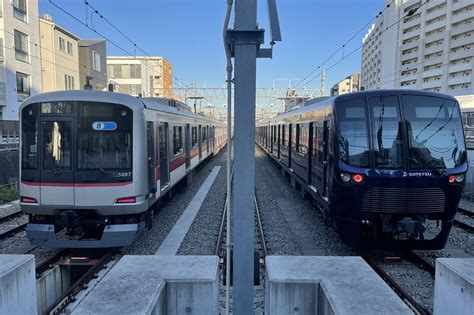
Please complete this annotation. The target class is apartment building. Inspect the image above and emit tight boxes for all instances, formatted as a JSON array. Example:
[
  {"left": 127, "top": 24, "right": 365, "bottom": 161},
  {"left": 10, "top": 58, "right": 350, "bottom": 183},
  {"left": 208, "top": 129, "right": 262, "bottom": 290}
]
[
  {"left": 361, "top": 0, "right": 474, "bottom": 96},
  {"left": 107, "top": 56, "right": 173, "bottom": 98},
  {"left": 0, "top": 0, "right": 42, "bottom": 120},
  {"left": 330, "top": 73, "right": 361, "bottom": 96},
  {"left": 40, "top": 14, "right": 80, "bottom": 92},
  {"left": 78, "top": 39, "right": 107, "bottom": 90}
]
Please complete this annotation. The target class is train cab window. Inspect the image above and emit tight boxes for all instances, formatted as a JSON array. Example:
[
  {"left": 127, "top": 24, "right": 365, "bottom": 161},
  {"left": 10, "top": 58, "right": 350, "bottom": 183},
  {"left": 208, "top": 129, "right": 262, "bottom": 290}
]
[
  {"left": 21, "top": 105, "right": 38, "bottom": 169},
  {"left": 369, "top": 96, "right": 404, "bottom": 169},
  {"left": 173, "top": 126, "right": 183, "bottom": 155},
  {"left": 77, "top": 103, "right": 132, "bottom": 170},
  {"left": 335, "top": 98, "right": 370, "bottom": 167},
  {"left": 41, "top": 102, "right": 73, "bottom": 114},
  {"left": 42, "top": 121, "right": 72, "bottom": 170},
  {"left": 402, "top": 95, "right": 465, "bottom": 169},
  {"left": 192, "top": 126, "right": 198, "bottom": 147}
]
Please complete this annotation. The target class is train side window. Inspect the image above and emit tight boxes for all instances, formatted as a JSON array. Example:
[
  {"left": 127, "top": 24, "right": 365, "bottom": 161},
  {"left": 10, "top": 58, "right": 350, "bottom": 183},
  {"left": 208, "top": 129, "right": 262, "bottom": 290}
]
[
  {"left": 173, "top": 126, "right": 183, "bottom": 155},
  {"left": 299, "top": 125, "right": 307, "bottom": 154},
  {"left": 295, "top": 124, "right": 300, "bottom": 152},
  {"left": 21, "top": 105, "right": 38, "bottom": 169},
  {"left": 203, "top": 126, "right": 207, "bottom": 143},
  {"left": 282, "top": 125, "right": 286, "bottom": 146},
  {"left": 192, "top": 126, "right": 198, "bottom": 147}
]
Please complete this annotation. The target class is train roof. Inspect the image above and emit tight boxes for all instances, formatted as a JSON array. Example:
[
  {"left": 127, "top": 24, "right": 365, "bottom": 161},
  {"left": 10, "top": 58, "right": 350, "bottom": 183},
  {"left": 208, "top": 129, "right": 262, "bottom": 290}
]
[
  {"left": 264, "top": 89, "right": 458, "bottom": 124},
  {"left": 20, "top": 90, "right": 225, "bottom": 126}
]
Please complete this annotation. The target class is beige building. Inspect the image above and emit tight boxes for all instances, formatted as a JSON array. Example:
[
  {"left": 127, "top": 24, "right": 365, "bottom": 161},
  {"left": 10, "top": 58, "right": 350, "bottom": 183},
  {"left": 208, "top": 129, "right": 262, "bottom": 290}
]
[
  {"left": 39, "top": 14, "right": 80, "bottom": 92},
  {"left": 0, "top": 0, "right": 42, "bottom": 120},
  {"left": 107, "top": 56, "right": 173, "bottom": 98},
  {"left": 331, "top": 73, "right": 361, "bottom": 96},
  {"left": 78, "top": 39, "right": 107, "bottom": 90}
]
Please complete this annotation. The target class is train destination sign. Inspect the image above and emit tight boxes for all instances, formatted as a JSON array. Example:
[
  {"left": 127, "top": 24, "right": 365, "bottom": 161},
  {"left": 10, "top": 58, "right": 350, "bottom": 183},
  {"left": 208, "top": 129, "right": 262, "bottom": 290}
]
[{"left": 92, "top": 121, "right": 117, "bottom": 131}]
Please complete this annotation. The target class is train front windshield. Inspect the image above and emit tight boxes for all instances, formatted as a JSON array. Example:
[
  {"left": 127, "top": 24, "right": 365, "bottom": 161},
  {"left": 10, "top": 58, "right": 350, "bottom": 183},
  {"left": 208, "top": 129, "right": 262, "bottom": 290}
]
[
  {"left": 21, "top": 101, "right": 133, "bottom": 182},
  {"left": 336, "top": 94, "right": 466, "bottom": 170}
]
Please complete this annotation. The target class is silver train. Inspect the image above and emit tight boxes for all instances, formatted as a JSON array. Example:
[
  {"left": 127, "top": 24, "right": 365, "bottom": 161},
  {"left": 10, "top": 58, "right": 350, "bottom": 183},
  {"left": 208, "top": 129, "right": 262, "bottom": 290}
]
[{"left": 19, "top": 90, "right": 227, "bottom": 248}]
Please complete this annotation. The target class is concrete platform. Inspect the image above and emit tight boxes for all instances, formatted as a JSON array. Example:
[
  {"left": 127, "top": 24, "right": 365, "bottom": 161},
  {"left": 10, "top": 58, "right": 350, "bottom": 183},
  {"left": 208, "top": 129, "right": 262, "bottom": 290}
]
[
  {"left": 265, "top": 256, "right": 412, "bottom": 314},
  {"left": 434, "top": 258, "right": 474, "bottom": 315},
  {"left": 0, "top": 254, "right": 37, "bottom": 315},
  {"left": 72, "top": 255, "right": 219, "bottom": 315},
  {"left": 156, "top": 166, "right": 221, "bottom": 255}
]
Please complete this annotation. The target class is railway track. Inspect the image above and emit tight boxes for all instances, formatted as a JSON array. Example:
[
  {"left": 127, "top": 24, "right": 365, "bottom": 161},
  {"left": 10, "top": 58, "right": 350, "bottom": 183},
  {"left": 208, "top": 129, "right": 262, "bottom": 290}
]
[
  {"left": 36, "top": 248, "right": 117, "bottom": 314},
  {"left": 454, "top": 207, "right": 474, "bottom": 232},
  {"left": 0, "top": 208, "right": 28, "bottom": 239},
  {"left": 361, "top": 251, "right": 433, "bottom": 315}
]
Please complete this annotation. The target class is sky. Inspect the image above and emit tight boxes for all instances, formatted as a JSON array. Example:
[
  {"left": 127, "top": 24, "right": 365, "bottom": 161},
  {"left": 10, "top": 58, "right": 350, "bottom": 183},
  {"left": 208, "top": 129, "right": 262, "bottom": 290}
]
[{"left": 38, "top": 0, "right": 383, "bottom": 109}]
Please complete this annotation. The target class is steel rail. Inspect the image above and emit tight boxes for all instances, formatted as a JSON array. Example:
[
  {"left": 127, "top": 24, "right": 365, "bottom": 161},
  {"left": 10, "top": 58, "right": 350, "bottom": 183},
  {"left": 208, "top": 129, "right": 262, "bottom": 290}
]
[
  {"left": 0, "top": 222, "right": 28, "bottom": 239},
  {"left": 453, "top": 219, "right": 474, "bottom": 233},
  {"left": 457, "top": 207, "right": 474, "bottom": 217},
  {"left": 254, "top": 193, "right": 268, "bottom": 258},
  {"left": 215, "top": 165, "right": 234, "bottom": 256},
  {"left": 361, "top": 254, "right": 430, "bottom": 315},
  {"left": 404, "top": 251, "right": 436, "bottom": 276}
]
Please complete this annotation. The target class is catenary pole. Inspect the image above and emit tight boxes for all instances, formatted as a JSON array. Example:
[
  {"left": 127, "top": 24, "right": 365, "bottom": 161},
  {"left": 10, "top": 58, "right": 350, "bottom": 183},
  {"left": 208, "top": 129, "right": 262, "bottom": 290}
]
[{"left": 232, "top": 0, "right": 257, "bottom": 313}]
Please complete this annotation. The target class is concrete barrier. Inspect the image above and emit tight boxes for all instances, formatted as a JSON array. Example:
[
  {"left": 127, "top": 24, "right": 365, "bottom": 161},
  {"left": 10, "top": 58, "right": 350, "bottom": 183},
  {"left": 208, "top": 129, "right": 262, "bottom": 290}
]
[
  {"left": 434, "top": 258, "right": 474, "bottom": 315},
  {"left": 0, "top": 255, "right": 37, "bottom": 315},
  {"left": 72, "top": 255, "right": 219, "bottom": 315},
  {"left": 265, "top": 256, "right": 412, "bottom": 314}
]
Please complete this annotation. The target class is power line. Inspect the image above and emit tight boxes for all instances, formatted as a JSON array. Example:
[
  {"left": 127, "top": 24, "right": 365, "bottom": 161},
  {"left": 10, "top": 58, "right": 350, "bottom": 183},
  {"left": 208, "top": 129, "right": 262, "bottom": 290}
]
[
  {"left": 294, "top": 0, "right": 396, "bottom": 89},
  {"left": 48, "top": 0, "right": 185, "bottom": 91},
  {"left": 300, "top": 0, "right": 430, "bottom": 88}
]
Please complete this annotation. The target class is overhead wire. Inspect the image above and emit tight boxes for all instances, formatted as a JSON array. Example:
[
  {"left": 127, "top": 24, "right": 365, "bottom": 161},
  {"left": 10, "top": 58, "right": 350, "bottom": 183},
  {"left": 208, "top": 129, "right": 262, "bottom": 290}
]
[
  {"left": 294, "top": 0, "right": 396, "bottom": 89},
  {"left": 299, "top": 0, "right": 431, "bottom": 88}
]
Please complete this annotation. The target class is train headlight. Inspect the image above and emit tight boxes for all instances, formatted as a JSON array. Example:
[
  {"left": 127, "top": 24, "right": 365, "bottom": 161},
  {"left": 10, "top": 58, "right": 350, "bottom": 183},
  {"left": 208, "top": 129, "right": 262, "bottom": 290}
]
[
  {"left": 455, "top": 174, "right": 464, "bottom": 183},
  {"left": 340, "top": 173, "right": 351, "bottom": 182}
]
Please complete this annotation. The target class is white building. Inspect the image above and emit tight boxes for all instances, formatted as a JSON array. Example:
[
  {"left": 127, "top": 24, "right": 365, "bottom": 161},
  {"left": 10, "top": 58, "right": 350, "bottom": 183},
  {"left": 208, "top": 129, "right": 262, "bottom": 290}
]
[
  {"left": 0, "top": 0, "right": 42, "bottom": 120},
  {"left": 330, "top": 73, "right": 361, "bottom": 96},
  {"left": 361, "top": 0, "right": 474, "bottom": 97}
]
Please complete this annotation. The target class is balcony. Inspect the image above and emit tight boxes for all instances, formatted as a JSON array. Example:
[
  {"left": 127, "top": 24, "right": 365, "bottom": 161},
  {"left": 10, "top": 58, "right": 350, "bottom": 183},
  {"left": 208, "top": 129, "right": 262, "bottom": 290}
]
[
  {"left": 453, "top": 0, "right": 471, "bottom": 12},
  {"left": 425, "top": 19, "right": 447, "bottom": 33},
  {"left": 424, "top": 31, "right": 446, "bottom": 44},
  {"left": 422, "top": 79, "right": 443, "bottom": 90},
  {"left": 403, "top": 18, "right": 421, "bottom": 31},
  {"left": 403, "top": 0, "right": 421, "bottom": 10},
  {"left": 400, "top": 73, "right": 419, "bottom": 83},
  {"left": 449, "top": 62, "right": 472, "bottom": 73},
  {"left": 402, "top": 39, "right": 420, "bottom": 51},
  {"left": 424, "top": 45, "right": 445, "bottom": 56},
  {"left": 450, "top": 49, "right": 474, "bottom": 61},
  {"left": 401, "top": 50, "right": 419, "bottom": 61},
  {"left": 451, "top": 23, "right": 474, "bottom": 37},
  {"left": 426, "top": 10, "right": 447, "bottom": 23},
  {"left": 452, "top": 10, "right": 472, "bottom": 25},
  {"left": 425, "top": 0, "right": 446, "bottom": 11},
  {"left": 448, "top": 75, "right": 472, "bottom": 86},
  {"left": 422, "top": 68, "right": 443, "bottom": 78},
  {"left": 424, "top": 55, "right": 444, "bottom": 67},
  {"left": 450, "top": 36, "right": 474, "bottom": 50}
]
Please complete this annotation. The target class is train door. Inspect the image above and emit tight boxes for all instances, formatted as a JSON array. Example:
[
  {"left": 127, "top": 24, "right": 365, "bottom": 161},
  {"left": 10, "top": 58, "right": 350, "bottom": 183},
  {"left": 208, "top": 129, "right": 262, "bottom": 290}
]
[
  {"left": 270, "top": 125, "right": 274, "bottom": 153},
  {"left": 198, "top": 125, "right": 202, "bottom": 159},
  {"left": 308, "top": 122, "right": 314, "bottom": 186},
  {"left": 185, "top": 124, "right": 191, "bottom": 169},
  {"left": 147, "top": 122, "right": 157, "bottom": 195},
  {"left": 159, "top": 122, "right": 170, "bottom": 190},
  {"left": 40, "top": 116, "right": 75, "bottom": 205},
  {"left": 322, "top": 120, "right": 329, "bottom": 196}
]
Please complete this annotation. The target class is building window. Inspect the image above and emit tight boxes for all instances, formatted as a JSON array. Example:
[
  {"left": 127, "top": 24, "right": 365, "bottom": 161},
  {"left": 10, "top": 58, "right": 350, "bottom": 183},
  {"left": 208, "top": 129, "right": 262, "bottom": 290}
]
[
  {"left": 92, "top": 51, "right": 101, "bottom": 71},
  {"left": 64, "top": 75, "right": 75, "bottom": 90},
  {"left": 16, "top": 72, "right": 30, "bottom": 101},
  {"left": 113, "top": 64, "right": 122, "bottom": 78},
  {"left": 67, "top": 41, "right": 73, "bottom": 55},
  {"left": 0, "top": 38, "right": 4, "bottom": 61},
  {"left": 13, "top": 0, "right": 27, "bottom": 22},
  {"left": 59, "top": 37, "right": 65, "bottom": 51},
  {"left": 130, "top": 64, "right": 141, "bottom": 78},
  {"left": 173, "top": 126, "right": 183, "bottom": 155},
  {"left": 14, "top": 30, "right": 28, "bottom": 62}
]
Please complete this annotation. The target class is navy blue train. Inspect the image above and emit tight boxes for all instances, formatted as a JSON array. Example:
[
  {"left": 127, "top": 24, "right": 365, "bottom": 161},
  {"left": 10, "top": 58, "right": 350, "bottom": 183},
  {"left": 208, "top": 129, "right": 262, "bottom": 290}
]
[{"left": 257, "top": 89, "right": 467, "bottom": 249}]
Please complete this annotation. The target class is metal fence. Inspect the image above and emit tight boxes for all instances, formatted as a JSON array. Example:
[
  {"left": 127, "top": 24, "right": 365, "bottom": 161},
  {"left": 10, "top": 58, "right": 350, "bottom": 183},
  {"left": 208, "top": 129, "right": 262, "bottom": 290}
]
[
  {"left": 0, "top": 120, "right": 20, "bottom": 145},
  {"left": 0, "top": 148, "right": 19, "bottom": 186}
]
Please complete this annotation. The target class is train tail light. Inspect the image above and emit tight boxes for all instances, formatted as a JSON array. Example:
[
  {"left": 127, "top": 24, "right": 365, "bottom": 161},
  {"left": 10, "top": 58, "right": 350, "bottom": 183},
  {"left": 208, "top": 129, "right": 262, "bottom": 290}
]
[
  {"left": 448, "top": 175, "right": 455, "bottom": 183},
  {"left": 116, "top": 197, "right": 136, "bottom": 204},
  {"left": 352, "top": 174, "right": 364, "bottom": 184},
  {"left": 21, "top": 197, "right": 37, "bottom": 204}
]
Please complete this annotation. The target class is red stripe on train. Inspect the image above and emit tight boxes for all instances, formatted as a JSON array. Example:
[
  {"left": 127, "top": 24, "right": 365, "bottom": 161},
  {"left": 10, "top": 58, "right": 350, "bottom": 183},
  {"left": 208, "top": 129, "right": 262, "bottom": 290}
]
[
  {"left": 21, "top": 181, "right": 133, "bottom": 187},
  {"left": 170, "top": 154, "right": 185, "bottom": 172}
]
